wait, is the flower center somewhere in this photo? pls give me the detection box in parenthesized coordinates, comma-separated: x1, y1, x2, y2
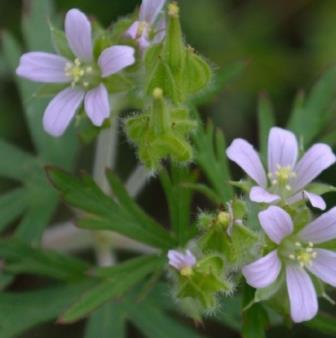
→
(288, 241, 317, 268)
(137, 21, 150, 39)
(268, 164, 296, 196)
(65, 58, 100, 89)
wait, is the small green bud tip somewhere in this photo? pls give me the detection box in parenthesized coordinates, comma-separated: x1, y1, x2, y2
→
(217, 211, 230, 226)
(153, 87, 163, 99)
(168, 2, 179, 17)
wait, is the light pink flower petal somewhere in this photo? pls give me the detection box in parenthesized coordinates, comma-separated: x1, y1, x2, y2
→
(299, 207, 336, 244)
(98, 46, 135, 78)
(226, 139, 267, 187)
(268, 127, 298, 174)
(287, 190, 326, 210)
(84, 84, 110, 126)
(140, 0, 166, 24)
(185, 250, 197, 266)
(167, 249, 196, 270)
(293, 144, 336, 192)
(65, 8, 93, 62)
(126, 21, 140, 40)
(250, 186, 280, 203)
(307, 249, 336, 287)
(43, 87, 84, 137)
(286, 265, 318, 323)
(304, 191, 326, 210)
(258, 206, 293, 244)
(16, 52, 70, 83)
(242, 250, 281, 288)
(138, 34, 151, 50)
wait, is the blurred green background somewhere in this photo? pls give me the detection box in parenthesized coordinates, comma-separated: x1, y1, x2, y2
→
(1, 0, 336, 337)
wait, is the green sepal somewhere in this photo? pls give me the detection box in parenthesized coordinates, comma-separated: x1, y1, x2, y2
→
(124, 113, 150, 144)
(33, 84, 68, 98)
(78, 118, 111, 145)
(108, 17, 135, 43)
(48, 21, 74, 60)
(287, 204, 312, 231)
(146, 60, 180, 103)
(103, 73, 134, 93)
(182, 48, 212, 95)
(229, 223, 260, 267)
(306, 182, 336, 195)
(176, 255, 231, 309)
(254, 270, 284, 303)
(229, 180, 254, 193)
(144, 43, 163, 70)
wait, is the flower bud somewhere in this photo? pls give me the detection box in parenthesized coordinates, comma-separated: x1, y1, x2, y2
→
(163, 2, 186, 74)
(150, 87, 170, 134)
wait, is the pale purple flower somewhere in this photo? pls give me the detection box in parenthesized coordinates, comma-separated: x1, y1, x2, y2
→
(16, 9, 135, 137)
(242, 205, 336, 322)
(226, 127, 336, 210)
(168, 249, 196, 272)
(126, 0, 166, 50)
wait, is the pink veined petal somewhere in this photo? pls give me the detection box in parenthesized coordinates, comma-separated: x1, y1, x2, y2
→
(65, 8, 93, 62)
(298, 207, 336, 244)
(293, 144, 336, 192)
(286, 265, 318, 323)
(139, 0, 166, 24)
(287, 191, 326, 210)
(167, 250, 184, 269)
(167, 250, 196, 270)
(185, 250, 197, 267)
(226, 139, 267, 187)
(126, 21, 140, 40)
(258, 206, 293, 244)
(43, 87, 84, 137)
(98, 45, 135, 78)
(250, 186, 280, 204)
(307, 249, 336, 287)
(84, 84, 110, 127)
(242, 250, 281, 288)
(304, 191, 326, 210)
(138, 35, 151, 50)
(267, 127, 298, 174)
(16, 52, 70, 83)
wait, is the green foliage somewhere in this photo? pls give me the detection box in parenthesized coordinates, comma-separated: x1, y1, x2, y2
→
(288, 67, 336, 146)
(194, 121, 233, 203)
(0, 0, 78, 243)
(84, 303, 126, 338)
(258, 93, 275, 161)
(175, 254, 231, 310)
(60, 255, 164, 323)
(47, 167, 176, 249)
(242, 285, 269, 338)
(0, 239, 89, 281)
(84, 284, 206, 338)
(125, 94, 196, 169)
(0, 281, 94, 338)
(160, 165, 197, 244)
(305, 312, 336, 336)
